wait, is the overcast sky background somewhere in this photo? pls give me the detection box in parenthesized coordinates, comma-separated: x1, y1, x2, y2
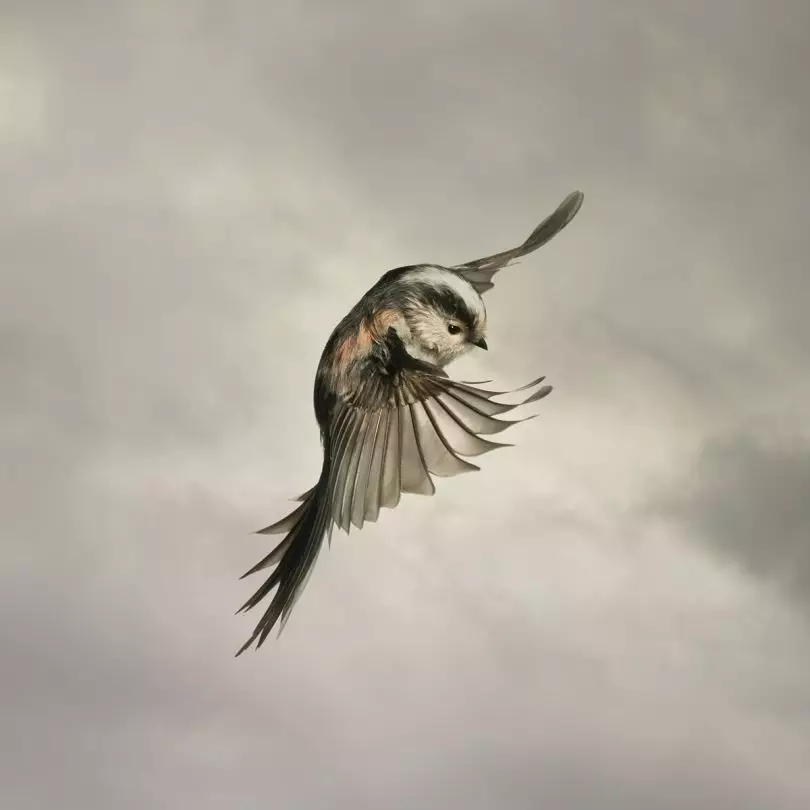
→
(2, 2, 809, 808)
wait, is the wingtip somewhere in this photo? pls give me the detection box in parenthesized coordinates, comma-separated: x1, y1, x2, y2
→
(523, 384, 553, 404)
(557, 190, 584, 222)
(490, 440, 515, 450)
(567, 189, 585, 207)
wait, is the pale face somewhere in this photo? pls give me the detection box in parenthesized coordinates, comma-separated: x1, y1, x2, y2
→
(405, 309, 473, 366)
(400, 306, 487, 369)
(393, 268, 488, 368)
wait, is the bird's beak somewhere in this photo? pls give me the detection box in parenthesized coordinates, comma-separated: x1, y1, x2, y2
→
(471, 335, 488, 351)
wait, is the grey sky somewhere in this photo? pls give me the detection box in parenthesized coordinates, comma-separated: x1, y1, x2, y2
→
(2, 1, 809, 808)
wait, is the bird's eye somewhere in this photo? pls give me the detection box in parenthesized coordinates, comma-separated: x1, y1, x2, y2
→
(447, 323, 462, 335)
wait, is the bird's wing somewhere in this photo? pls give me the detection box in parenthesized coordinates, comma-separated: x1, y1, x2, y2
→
(452, 190, 584, 294)
(236, 329, 553, 652)
(322, 328, 553, 534)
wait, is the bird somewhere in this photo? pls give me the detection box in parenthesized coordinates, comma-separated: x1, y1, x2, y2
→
(236, 190, 584, 654)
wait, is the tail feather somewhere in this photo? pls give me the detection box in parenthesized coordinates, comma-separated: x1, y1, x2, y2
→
(236, 469, 331, 656)
(238, 533, 295, 579)
(255, 498, 309, 535)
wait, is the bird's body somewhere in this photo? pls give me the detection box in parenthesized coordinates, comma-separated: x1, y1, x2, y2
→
(236, 190, 584, 654)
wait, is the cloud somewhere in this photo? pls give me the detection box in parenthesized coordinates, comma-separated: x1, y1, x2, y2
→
(649, 431, 810, 610)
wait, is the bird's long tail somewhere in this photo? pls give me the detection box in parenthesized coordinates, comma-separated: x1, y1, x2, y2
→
(235, 459, 332, 656)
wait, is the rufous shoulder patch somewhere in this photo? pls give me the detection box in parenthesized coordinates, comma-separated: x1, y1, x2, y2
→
(333, 334, 357, 372)
(370, 308, 399, 335)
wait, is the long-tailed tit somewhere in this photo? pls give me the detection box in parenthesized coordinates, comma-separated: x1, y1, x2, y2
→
(236, 190, 584, 654)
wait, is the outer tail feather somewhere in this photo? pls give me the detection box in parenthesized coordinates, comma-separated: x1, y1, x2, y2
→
(235, 468, 331, 656)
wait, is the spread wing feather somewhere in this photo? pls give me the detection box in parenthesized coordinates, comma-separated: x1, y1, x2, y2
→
(453, 190, 583, 294)
(330, 367, 552, 531)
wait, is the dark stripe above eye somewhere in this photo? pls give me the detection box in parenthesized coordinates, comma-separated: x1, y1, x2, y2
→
(409, 283, 477, 328)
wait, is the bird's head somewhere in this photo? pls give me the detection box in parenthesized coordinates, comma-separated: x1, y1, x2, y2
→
(397, 266, 488, 367)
